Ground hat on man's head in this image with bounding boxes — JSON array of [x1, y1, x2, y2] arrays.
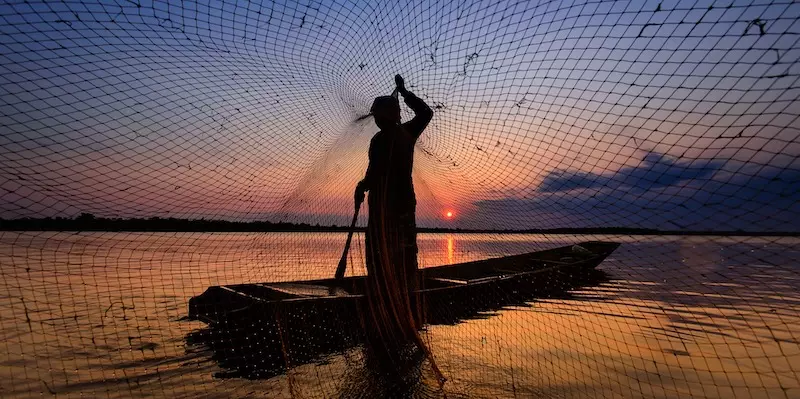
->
[[370, 95, 400, 118]]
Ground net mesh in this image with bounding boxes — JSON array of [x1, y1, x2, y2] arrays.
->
[[1, 0, 799, 397]]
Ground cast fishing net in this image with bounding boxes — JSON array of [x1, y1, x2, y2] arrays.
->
[[1, 0, 798, 397]]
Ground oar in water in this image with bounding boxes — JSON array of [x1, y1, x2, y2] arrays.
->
[[335, 202, 362, 280]]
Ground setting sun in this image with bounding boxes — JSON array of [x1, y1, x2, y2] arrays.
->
[[445, 210, 454, 219]]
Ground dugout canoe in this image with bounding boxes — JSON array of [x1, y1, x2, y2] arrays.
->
[[186, 241, 619, 379], [188, 241, 619, 325]]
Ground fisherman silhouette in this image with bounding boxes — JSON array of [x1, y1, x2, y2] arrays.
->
[[354, 75, 433, 353]]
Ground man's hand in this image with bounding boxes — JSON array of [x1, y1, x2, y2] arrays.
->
[[354, 183, 366, 208], [395, 74, 407, 94]]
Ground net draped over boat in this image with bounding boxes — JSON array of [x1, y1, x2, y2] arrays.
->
[[1, 0, 798, 397]]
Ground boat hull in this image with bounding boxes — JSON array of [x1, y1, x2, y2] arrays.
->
[[188, 241, 619, 324], [186, 241, 619, 379]]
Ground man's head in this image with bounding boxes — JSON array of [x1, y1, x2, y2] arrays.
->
[[370, 95, 401, 130]]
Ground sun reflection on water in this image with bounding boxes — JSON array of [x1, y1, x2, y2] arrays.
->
[[446, 235, 454, 265]]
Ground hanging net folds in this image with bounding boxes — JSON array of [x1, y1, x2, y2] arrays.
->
[[1, 0, 799, 397]]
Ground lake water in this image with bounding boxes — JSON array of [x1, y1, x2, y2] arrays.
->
[[0, 232, 798, 398]]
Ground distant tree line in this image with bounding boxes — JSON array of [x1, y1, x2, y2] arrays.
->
[[0, 214, 795, 236], [0, 213, 357, 232]]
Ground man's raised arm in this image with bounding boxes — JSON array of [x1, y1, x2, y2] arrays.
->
[[396, 75, 433, 139]]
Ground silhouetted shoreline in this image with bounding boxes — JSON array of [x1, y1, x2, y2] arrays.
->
[[0, 214, 796, 236]]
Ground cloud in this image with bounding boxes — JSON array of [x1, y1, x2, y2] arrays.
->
[[466, 154, 800, 232], [538, 152, 724, 193]]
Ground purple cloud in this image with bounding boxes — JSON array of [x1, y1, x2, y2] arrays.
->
[[539, 152, 724, 193], [467, 155, 799, 232]]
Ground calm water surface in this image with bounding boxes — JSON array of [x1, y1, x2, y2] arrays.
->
[[0, 232, 798, 398]]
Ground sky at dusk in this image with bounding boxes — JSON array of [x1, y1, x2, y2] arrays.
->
[[1, 0, 798, 231]]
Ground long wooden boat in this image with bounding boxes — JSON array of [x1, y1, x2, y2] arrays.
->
[[189, 241, 619, 324], [186, 241, 619, 379]]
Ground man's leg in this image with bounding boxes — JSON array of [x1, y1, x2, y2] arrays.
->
[[398, 209, 421, 326]]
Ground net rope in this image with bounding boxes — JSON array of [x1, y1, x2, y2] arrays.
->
[[1, 0, 798, 397]]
